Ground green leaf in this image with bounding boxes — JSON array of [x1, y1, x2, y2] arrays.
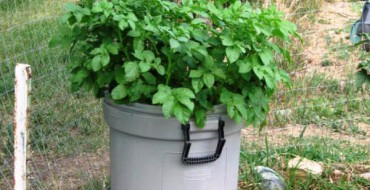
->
[[155, 65, 165, 75], [192, 29, 208, 42], [90, 48, 102, 55], [97, 72, 113, 86], [191, 18, 207, 25], [209, 37, 221, 46], [91, 55, 102, 71], [194, 109, 206, 128], [173, 88, 195, 99], [221, 36, 234, 46], [213, 68, 226, 79], [253, 67, 264, 80], [106, 43, 119, 55], [127, 30, 141, 37], [192, 78, 204, 93], [142, 50, 155, 63], [237, 60, 253, 73], [234, 98, 248, 118], [133, 39, 144, 52], [101, 54, 110, 67], [173, 88, 195, 111], [128, 20, 136, 31], [139, 61, 151, 73], [173, 104, 191, 124], [203, 73, 215, 88], [279, 70, 291, 85], [127, 12, 138, 21], [152, 85, 172, 104], [127, 80, 144, 102], [65, 3, 80, 12], [111, 84, 128, 100], [170, 38, 181, 49], [114, 67, 125, 84], [142, 72, 157, 85], [91, 4, 103, 13], [259, 50, 273, 65], [72, 69, 89, 83], [178, 36, 189, 42], [196, 47, 208, 56], [227, 104, 236, 118], [220, 89, 231, 103], [118, 21, 128, 31], [355, 71, 370, 88], [133, 50, 144, 60], [264, 75, 275, 89], [189, 70, 204, 78], [74, 12, 83, 23], [226, 47, 240, 63], [124, 62, 140, 82], [162, 96, 175, 118], [203, 55, 214, 69], [182, 0, 194, 6]]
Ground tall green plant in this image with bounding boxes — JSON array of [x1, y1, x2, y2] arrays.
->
[[51, 0, 299, 128]]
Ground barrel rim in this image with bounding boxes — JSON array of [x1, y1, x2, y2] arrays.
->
[[103, 98, 227, 117]]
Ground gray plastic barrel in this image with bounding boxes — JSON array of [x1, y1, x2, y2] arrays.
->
[[103, 99, 243, 190]]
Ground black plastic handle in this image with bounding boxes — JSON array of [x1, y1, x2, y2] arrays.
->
[[181, 119, 226, 165]]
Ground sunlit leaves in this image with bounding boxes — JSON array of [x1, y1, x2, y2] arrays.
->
[[153, 85, 195, 124], [111, 84, 128, 100], [55, 0, 299, 128]]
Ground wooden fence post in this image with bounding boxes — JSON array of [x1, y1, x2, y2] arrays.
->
[[14, 64, 32, 190]]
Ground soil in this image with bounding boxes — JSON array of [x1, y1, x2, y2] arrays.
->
[[242, 122, 370, 149], [294, 1, 363, 80]]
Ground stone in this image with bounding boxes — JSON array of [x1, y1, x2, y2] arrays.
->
[[358, 173, 370, 182], [288, 156, 323, 176], [254, 166, 286, 190]]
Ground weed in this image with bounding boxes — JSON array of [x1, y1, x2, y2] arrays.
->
[[79, 176, 111, 190], [321, 57, 333, 67]]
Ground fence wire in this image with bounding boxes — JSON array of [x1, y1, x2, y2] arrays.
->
[[1, 0, 369, 189]]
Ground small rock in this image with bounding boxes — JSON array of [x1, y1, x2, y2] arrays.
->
[[330, 169, 345, 181], [254, 166, 286, 190], [332, 169, 344, 177], [288, 156, 323, 176], [358, 173, 370, 182]]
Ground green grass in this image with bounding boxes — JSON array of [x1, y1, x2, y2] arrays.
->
[[1, 0, 369, 189], [269, 72, 370, 131], [0, 0, 108, 188], [79, 176, 111, 190], [76, 137, 369, 190], [284, 0, 323, 20], [239, 137, 370, 190]]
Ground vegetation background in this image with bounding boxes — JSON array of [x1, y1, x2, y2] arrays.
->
[[0, 0, 369, 189]]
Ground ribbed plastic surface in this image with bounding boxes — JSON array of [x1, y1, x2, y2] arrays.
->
[[103, 99, 243, 190]]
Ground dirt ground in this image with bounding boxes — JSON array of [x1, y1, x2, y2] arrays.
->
[[242, 1, 370, 149], [27, 149, 109, 189], [294, 1, 363, 80], [242, 122, 370, 148]]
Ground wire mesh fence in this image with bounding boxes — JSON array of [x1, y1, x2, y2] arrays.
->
[[0, 0, 369, 189]]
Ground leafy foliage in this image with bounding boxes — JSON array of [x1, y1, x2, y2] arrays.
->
[[355, 60, 370, 88], [51, 0, 299, 128]]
